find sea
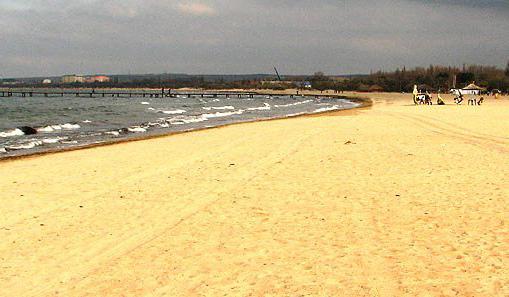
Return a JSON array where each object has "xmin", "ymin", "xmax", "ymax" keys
[{"xmin": 0, "ymin": 90, "xmax": 359, "ymax": 158}]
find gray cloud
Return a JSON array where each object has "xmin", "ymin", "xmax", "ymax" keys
[{"xmin": 0, "ymin": 0, "xmax": 507, "ymax": 77}]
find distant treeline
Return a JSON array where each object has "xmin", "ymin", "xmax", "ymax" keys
[
  {"xmin": 4, "ymin": 63, "xmax": 509, "ymax": 93},
  {"xmin": 310, "ymin": 63, "xmax": 509, "ymax": 93},
  {"xmin": 78, "ymin": 63, "xmax": 509, "ymax": 93}
]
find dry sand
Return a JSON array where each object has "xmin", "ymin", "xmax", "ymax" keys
[{"xmin": 0, "ymin": 93, "xmax": 508, "ymax": 296}]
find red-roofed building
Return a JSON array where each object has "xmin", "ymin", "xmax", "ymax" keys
[{"xmin": 87, "ymin": 75, "xmax": 110, "ymax": 83}]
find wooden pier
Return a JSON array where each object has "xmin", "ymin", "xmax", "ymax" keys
[
  {"xmin": 0, "ymin": 89, "xmax": 340, "ymax": 100},
  {"xmin": 0, "ymin": 89, "xmax": 264, "ymax": 99}
]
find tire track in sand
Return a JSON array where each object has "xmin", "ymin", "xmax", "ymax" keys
[
  {"xmin": 25, "ymin": 126, "xmax": 316, "ymax": 297},
  {"xmin": 387, "ymin": 112, "xmax": 509, "ymax": 154}
]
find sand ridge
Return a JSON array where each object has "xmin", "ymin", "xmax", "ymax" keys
[{"xmin": 0, "ymin": 93, "xmax": 508, "ymax": 296}]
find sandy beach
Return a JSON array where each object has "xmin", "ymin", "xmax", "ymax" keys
[{"xmin": 0, "ymin": 92, "xmax": 508, "ymax": 296}]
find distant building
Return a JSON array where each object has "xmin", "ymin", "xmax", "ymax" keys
[
  {"xmin": 61, "ymin": 75, "xmax": 85, "ymax": 84},
  {"xmin": 42, "ymin": 79, "xmax": 52, "ymax": 84},
  {"xmin": 86, "ymin": 75, "xmax": 110, "ymax": 83}
]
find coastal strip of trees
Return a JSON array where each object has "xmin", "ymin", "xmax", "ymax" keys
[
  {"xmin": 309, "ymin": 63, "xmax": 509, "ymax": 93},
  {"xmin": 2, "ymin": 63, "xmax": 508, "ymax": 93}
]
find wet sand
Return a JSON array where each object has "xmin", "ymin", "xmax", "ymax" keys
[{"xmin": 0, "ymin": 93, "xmax": 507, "ymax": 296}]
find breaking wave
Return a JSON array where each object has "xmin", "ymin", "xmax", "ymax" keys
[
  {"xmin": 160, "ymin": 109, "xmax": 187, "ymax": 115},
  {"xmin": 313, "ymin": 105, "xmax": 341, "ymax": 113},
  {"xmin": 202, "ymin": 110, "xmax": 244, "ymax": 119},
  {"xmin": 247, "ymin": 103, "xmax": 271, "ymax": 111},
  {"xmin": 37, "ymin": 123, "xmax": 81, "ymax": 132},
  {"xmin": 0, "ymin": 128, "xmax": 25, "ymax": 138},
  {"xmin": 274, "ymin": 100, "xmax": 313, "ymax": 108},
  {"xmin": 202, "ymin": 106, "xmax": 235, "ymax": 111},
  {"xmin": 128, "ymin": 127, "xmax": 147, "ymax": 133}
]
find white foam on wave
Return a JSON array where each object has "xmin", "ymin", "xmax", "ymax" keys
[
  {"xmin": 202, "ymin": 106, "xmax": 234, "ymax": 111},
  {"xmin": 5, "ymin": 140, "xmax": 43, "ymax": 151},
  {"xmin": 105, "ymin": 131, "xmax": 120, "ymax": 136},
  {"xmin": 37, "ymin": 123, "xmax": 80, "ymax": 133},
  {"xmin": 37, "ymin": 126, "xmax": 55, "ymax": 132},
  {"xmin": 42, "ymin": 137, "xmax": 68, "ymax": 144},
  {"xmin": 212, "ymin": 99, "xmax": 220, "ymax": 102},
  {"xmin": 247, "ymin": 103, "xmax": 271, "ymax": 111},
  {"xmin": 274, "ymin": 100, "xmax": 313, "ymax": 108},
  {"xmin": 3, "ymin": 136, "xmax": 70, "ymax": 151},
  {"xmin": 148, "ymin": 107, "xmax": 186, "ymax": 115},
  {"xmin": 0, "ymin": 128, "xmax": 25, "ymax": 138},
  {"xmin": 82, "ymin": 120, "xmax": 92, "ymax": 123},
  {"xmin": 141, "ymin": 102, "xmax": 150, "ymax": 105},
  {"xmin": 161, "ymin": 109, "xmax": 186, "ymax": 115},
  {"xmin": 61, "ymin": 123, "xmax": 81, "ymax": 129},
  {"xmin": 168, "ymin": 109, "xmax": 245, "ymax": 125},
  {"xmin": 128, "ymin": 127, "xmax": 147, "ymax": 133},
  {"xmin": 169, "ymin": 115, "xmax": 208, "ymax": 125},
  {"xmin": 313, "ymin": 105, "xmax": 341, "ymax": 113},
  {"xmin": 0, "ymin": 147, "xmax": 6, "ymax": 153},
  {"xmin": 202, "ymin": 110, "xmax": 244, "ymax": 119}
]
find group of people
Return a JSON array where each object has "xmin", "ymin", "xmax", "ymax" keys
[
  {"xmin": 414, "ymin": 93, "xmax": 434, "ymax": 105},
  {"xmin": 413, "ymin": 85, "xmax": 484, "ymax": 106},
  {"xmin": 413, "ymin": 91, "xmax": 445, "ymax": 105},
  {"xmin": 453, "ymin": 93, "xmax": 484, "ymax": 105}
]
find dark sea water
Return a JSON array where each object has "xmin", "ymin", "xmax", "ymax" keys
[{"xmin": 0, "ymin": 90, "xmax": 359, "ymax": 158}]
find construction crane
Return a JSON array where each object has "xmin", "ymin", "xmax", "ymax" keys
[{"xmin": 273, "ymin": 66, "xmax": 282, "ymax": 81}]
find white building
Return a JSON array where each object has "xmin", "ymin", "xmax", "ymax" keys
[
  {"xmin": 450, "ymin": 82, "xmax": 485, "ymax": 96},
  {"xmin": 61, "ymin": 75, "xmax": 85, "ymax": 84},
  {"xmin": 42, "ymin": 79, "xmax": 52, "ymax": 84}
]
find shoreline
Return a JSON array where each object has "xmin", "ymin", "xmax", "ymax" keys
[{"xmin": 0, "ymin": 95, "xmax": 371, "ymax": 163}]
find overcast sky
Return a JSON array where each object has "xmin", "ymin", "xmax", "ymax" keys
[{"xmin": 1, "ymin": 0, "xmax": 508, "ymax": 77}]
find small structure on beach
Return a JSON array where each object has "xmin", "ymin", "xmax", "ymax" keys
[
  {"xmin": 42, "ymin": 79, "xmax": 52, "ymax": 84},
  {"xmin": 368, "ymin": 84, "xmax": 384, "ymax": 92},
  {"xmin": 451, "ymin": 82, "xmax": 486, "ymax": 95},
  {"xmin": 461, "ymin": 82, "xmax": 485, "ymax": 95},
  {"xmin": 294, "ymin": 81, "xmax": 312, "ymax": 89}
]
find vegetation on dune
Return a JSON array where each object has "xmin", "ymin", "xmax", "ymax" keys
[{"xmin": 310, "ymin": 64, "xmax": 509, "ymax": 93}]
